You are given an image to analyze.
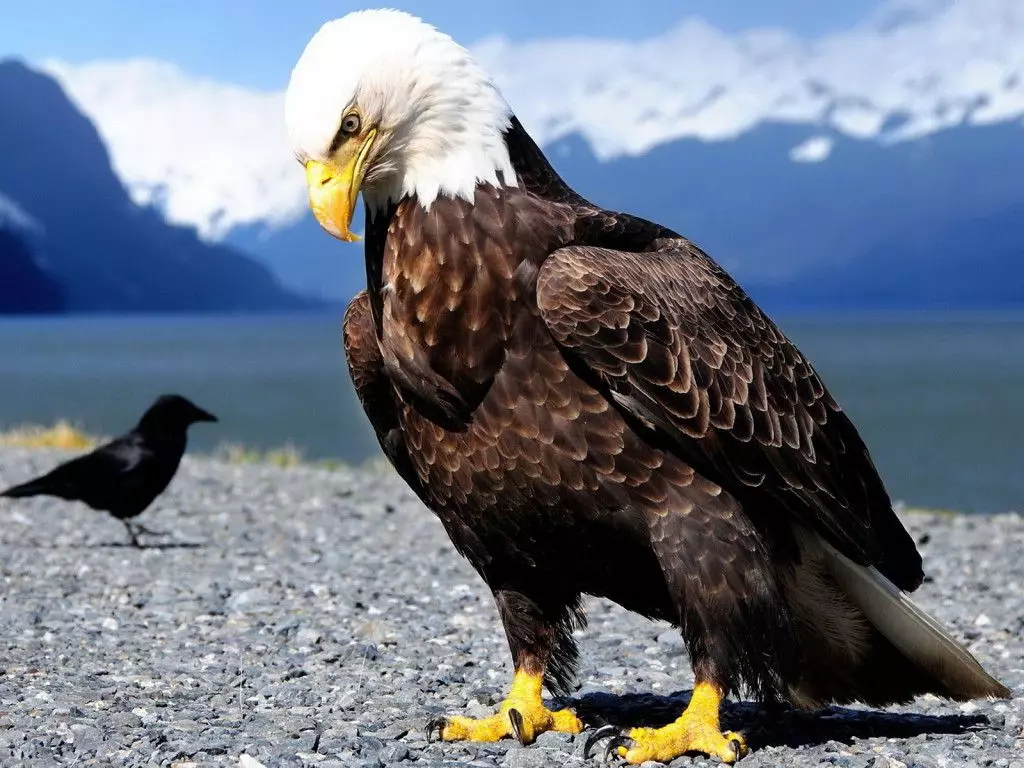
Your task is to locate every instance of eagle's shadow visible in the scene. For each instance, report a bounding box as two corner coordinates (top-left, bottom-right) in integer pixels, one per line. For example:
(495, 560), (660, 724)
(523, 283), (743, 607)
(568, 690), (990, 750)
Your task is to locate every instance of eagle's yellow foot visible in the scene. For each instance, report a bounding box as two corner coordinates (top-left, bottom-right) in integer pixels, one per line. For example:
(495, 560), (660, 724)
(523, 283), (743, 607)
(428, 669), (582, 745)
(592, 682), (746, 764)
(614, 723), (745, 764)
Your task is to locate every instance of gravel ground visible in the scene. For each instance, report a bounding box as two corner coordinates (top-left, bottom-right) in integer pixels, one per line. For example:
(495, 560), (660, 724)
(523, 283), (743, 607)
(0, 446), (1021, 768)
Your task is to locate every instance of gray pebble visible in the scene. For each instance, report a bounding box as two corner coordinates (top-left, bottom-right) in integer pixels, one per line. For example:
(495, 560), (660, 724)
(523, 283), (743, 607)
(656, 630), (685, 652)
(503, 748), (561, 767)
(380, 743), (410, 762)
(533, 730), (574, 747)
(0, 449), (1020, 767)
(295, 627), (322, 647)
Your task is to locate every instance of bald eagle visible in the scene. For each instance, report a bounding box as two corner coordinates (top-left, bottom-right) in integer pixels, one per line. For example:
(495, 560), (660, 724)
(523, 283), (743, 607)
(285, 9), (1009, 764)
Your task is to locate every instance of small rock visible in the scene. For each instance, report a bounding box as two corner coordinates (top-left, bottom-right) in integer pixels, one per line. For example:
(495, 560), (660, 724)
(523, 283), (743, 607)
(533, 730), (573, 747)
(296, 627), (322, 647)
(655, 630), (684, 651)
(229, 588), (271, 611)
(504, 748), (558, 768)
(108, 711), (141, 729)
(379, 743), (409, 762)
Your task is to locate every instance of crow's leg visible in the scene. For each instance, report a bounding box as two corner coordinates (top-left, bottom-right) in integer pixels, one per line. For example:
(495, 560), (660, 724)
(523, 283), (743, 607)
(121, 520), (142, 548)
(131, 520), (169, 537)
(428, 588), (583, 745)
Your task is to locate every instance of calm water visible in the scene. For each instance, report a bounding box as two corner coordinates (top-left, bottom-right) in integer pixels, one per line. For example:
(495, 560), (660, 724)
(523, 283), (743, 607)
(0, 312), (1020, 514)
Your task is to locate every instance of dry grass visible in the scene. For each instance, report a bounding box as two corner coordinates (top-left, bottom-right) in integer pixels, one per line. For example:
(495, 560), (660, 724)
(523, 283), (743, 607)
(213, 442), (306, 468)
(0, 421), (312, 469)
(0, 421), (99, 451)
(895, 502), (960, 517)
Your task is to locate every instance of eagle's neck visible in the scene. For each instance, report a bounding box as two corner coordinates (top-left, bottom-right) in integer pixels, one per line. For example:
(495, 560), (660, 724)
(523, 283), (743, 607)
(363, 113), (578, 219)
(363, 97), (519, 215)
(501, 116), (578, 202)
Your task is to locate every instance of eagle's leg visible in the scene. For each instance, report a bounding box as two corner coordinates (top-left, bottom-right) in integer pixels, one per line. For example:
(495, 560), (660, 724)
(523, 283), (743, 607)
(613, 681), (746, 764)
(430, 589), (583, 745)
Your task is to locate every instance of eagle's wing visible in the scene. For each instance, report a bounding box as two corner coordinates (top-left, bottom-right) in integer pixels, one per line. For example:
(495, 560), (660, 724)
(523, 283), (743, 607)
(343, 290), (424, 493)
(536, 240), (923, 590)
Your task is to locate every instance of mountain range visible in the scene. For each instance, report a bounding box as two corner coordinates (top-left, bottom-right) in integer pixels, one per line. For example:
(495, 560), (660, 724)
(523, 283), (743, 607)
(10, 0), (1024, 311)
(226, 119), (1024, 310)
(0, 61), (312, 314)
(0, 220), (64, 314)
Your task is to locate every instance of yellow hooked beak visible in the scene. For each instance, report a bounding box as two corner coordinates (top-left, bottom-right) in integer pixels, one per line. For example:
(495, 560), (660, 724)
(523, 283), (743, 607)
(304, 128), (377, 243)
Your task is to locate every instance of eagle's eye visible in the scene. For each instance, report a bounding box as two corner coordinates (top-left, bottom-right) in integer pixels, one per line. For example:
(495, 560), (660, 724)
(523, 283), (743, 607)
(341, 113), (361, 136)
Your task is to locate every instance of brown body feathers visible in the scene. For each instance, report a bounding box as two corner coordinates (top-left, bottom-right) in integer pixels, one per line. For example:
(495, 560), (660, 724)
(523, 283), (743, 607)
(342, 117), (1008, 705)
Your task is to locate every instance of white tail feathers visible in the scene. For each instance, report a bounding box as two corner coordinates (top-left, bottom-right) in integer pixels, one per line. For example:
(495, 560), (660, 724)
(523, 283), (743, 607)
(819, 539), (1011, 701)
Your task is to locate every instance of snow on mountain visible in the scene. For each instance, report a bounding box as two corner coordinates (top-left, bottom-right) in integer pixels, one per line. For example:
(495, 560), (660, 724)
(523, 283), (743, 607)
(0, 191), (40, 233)
(42, 59), (296, 240)
(481, 0), (1024, 151)
(40, 0), (1024, 239)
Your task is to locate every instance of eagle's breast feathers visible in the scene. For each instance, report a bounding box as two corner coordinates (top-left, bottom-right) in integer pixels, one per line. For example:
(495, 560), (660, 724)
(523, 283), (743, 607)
(365, 185), (575, 425)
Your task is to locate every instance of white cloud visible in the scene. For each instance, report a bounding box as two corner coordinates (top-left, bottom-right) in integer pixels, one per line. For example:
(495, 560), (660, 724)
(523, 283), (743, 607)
(789, 136), (834, 163)
(40, 0), (1024, 239)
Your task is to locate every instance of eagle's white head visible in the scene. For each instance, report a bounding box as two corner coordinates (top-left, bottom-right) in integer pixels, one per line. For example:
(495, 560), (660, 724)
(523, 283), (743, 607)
(285, 9), (518, 241)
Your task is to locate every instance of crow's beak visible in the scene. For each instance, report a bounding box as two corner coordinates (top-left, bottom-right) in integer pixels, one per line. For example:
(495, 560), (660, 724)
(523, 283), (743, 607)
(193, 408), (218, 424)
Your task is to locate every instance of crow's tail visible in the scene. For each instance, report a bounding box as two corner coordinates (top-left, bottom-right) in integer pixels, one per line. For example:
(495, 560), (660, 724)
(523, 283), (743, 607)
(1, 478), (51, 499)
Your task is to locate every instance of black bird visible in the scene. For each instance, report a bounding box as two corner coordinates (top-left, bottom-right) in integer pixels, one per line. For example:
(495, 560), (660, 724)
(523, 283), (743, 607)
(1, 394), (217, 546)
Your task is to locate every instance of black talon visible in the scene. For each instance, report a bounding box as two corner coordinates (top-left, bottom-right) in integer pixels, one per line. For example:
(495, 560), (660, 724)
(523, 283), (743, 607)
(508, 708), (528, 746)
(603, 735), (633, 763)
(583, 725), (621, 760)
(729, 737), (743, 759)
(425, 717), (447, 743)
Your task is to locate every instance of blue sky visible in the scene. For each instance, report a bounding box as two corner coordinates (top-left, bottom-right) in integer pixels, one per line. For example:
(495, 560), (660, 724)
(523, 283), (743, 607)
(1, 0), (886, 90)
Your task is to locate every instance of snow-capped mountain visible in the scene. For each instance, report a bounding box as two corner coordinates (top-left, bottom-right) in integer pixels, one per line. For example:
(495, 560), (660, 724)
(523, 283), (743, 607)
(43, 0), (1024, 241)
(0, 61), (313, 313)
(0, 192), (63, 313)
(42, 58), (298, 241)
(0, 226), (64, 314)
(29, 0), (1024, 309)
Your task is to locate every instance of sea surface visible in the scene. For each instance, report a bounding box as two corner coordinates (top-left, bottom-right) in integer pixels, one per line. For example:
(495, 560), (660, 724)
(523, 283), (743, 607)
(0, 311), (1020, 514)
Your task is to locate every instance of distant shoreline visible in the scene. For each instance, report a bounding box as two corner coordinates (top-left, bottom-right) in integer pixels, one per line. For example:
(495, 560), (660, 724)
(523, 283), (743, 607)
(0, 427), (388, 474)
(2, 306), (1024, 323)
(0, 436), (995, 519)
